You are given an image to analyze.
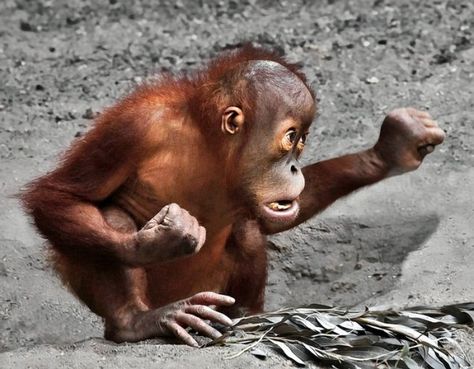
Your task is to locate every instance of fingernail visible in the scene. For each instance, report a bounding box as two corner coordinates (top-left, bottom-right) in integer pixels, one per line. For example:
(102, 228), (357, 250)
(227, 297), (235, 304)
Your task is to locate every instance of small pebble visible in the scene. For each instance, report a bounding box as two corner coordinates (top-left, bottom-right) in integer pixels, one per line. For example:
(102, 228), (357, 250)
(366, 76), (379, 84)
(20, 21), (35, 32)
(82, 108), (96, 120)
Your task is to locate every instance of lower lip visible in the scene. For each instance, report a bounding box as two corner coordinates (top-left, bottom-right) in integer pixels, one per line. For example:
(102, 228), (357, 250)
(261, 201), (300, 223)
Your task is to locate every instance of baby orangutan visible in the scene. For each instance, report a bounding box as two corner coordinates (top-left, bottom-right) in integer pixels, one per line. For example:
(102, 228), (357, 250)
(22, 46), (445, 346)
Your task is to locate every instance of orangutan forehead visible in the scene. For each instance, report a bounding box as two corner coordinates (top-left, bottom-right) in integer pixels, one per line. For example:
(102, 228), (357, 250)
(241, 60), (315, 122)
(243, 60), (311, 103)
(244, 60), (310, 95)
(245, 60), (295, 79)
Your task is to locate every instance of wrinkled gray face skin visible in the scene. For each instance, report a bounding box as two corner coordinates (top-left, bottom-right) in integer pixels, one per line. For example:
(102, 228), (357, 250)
(236, 61), (316, 226)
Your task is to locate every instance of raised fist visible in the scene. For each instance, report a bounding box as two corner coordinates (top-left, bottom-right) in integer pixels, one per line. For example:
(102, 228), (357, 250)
(374, 108), (445, 174)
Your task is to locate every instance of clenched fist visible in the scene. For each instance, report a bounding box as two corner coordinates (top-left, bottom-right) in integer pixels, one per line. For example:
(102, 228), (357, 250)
(124, 203), (206, 265)
(374, 108), (445, 175)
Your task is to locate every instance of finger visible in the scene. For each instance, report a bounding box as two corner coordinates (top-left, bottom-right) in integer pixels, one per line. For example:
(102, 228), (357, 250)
(164, 203), (187, 231)
(181, 213), (197, 243)
(142, 219), (157, 231)
(191, 216), (199, 235)
(149, 205), (171, 226)
(188, 216), (200, 245)
(426, 127), (446, 146)
(405, 107), (430, 120)
(166, 203), (182, 220)
(187, 218), (205, 253)
(420, 117), (438, 128)
(185, 305), (234, 326)
(411, 109), (431, 120)
(196, 226), (206, 252)
(178, 207), (191, 226)
(176, 313), (222, 339)
(181, 207), (192, 218)
(166, 322), (199, 347)
(189, 292), (235, 306)
(142, 206), (170, 230)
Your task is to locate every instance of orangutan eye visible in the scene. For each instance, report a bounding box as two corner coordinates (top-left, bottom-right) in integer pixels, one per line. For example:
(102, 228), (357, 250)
(300, 133), (307, 145)
(282, 129), (296, 152)
(285, 129), (297, 144)
(282, 129), (307, 154)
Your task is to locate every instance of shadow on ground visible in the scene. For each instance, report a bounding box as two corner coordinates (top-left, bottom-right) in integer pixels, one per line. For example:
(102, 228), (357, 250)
(267, 213), (440, 309)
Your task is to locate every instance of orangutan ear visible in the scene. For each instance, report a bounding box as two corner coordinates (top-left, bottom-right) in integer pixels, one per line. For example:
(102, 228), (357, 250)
(221, 106), (244, 135)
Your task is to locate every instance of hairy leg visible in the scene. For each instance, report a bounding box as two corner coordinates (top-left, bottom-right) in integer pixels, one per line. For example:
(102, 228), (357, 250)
(53, 206), (234, 345)
(221, 219), (268, 318)
(52, 206), (150, 335)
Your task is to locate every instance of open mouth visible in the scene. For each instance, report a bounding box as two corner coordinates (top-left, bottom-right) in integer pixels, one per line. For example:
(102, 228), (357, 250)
(262, 199), (299, 223)
(267, 200), (294, 211)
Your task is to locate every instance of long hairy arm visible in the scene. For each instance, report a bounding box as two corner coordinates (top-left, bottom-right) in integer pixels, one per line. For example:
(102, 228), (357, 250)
(21, 102), (152, 261)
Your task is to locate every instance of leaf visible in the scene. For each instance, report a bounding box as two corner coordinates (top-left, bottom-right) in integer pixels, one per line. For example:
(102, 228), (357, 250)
(402, 356), (423, 369)
(266, 316), (288, 324)
(337, 346), (396, 359)
(218, 302), (474, 368)
(305, 335), (353, 348)
(459, 309), (474, 324)
(303, 303), (334, 310)
(356, 317), (439, 348)
(311, 314), (350, 336)
(436, 348), (460, 369)
(291, 315), (323, 333)
(401, 311), (447, 325)
(344, 334), (380, 347)
(418, 346), (447, 369)
(345, 306), (370, 320)
(269, 339), (306, 366)
(339, 320), (365, 331)
(377, 337), (405, 347)
(313, 313), (337, 330)
(441, 305), (474, 325)
(363, 323), (396, 336)
(386, 316), (429, 330)
(249, 347), (267, 360)
(299, 342), (327, 360)
(271, 322), (301, 335)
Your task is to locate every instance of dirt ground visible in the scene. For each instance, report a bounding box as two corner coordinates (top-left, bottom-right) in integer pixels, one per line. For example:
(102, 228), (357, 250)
(0, 0), (473, 368)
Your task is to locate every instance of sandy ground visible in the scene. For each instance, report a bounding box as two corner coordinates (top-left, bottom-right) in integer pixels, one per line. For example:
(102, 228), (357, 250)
(0, 0), (473, 368)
